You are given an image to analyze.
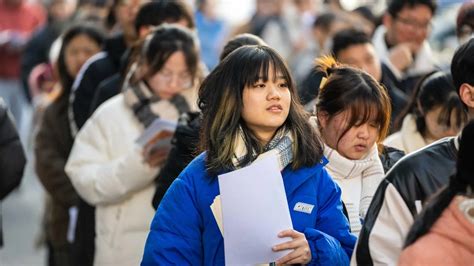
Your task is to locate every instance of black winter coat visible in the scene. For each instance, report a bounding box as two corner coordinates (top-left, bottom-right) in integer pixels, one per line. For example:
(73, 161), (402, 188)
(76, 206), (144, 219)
(0, 100), (26, 246)
(355, 137), (458, 265)
(152, 112), (201, 209)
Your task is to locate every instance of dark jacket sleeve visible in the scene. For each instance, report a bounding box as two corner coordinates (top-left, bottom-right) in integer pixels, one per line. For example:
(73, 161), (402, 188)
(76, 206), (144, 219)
(88, 73), (122, 115)
(72, 57), (117, 130)
(152, 112), (201, 209)
(35, 104), (78, 206)
(0, 102), (26, 200)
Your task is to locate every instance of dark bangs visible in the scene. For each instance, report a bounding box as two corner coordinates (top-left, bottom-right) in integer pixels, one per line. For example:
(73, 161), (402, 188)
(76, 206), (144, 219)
(142, 25), (198, 79)
(436, 92), (467, 130)
(318, 72), (391, 146)
(344, 86), (391, 143)
(238, 46), (295, 94)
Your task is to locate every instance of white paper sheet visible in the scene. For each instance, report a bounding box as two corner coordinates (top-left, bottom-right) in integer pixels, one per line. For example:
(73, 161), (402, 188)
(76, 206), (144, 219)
(218, 154), (293, 265)
(134, 118), (177, 147)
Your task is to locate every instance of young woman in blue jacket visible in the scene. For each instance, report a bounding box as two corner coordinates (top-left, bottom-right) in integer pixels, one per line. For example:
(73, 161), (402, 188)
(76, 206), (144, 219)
(141, 45), (356, 265)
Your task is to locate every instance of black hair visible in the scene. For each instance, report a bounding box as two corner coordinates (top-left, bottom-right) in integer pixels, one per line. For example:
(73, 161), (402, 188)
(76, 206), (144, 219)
(404, 120), (474, 248)
(219, 33), (266, 61)
(353, 5), (378, 26)
(394, 71), (467, 136)
(199, 45), (323, 175)
(105, 0), (120, 30)
(132, 24), (199, 84)
(134, 0), (195, 34)
(387, 0), (437, 17)
(57, 24), (105, 98)
(451, 38), (474, 96)
(456, 2), (474, 37)
(313, 12), (337, 31)
(331, 28), (371, 58)
(315, 56), (391, 151)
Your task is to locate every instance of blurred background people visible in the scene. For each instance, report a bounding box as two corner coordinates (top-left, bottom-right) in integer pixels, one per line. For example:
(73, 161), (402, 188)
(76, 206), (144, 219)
(195, 0), (228, 71)
(0, 0), (46, 142)
(20, 0), (78, 103)
(0, 98), (26, 248)
(65, 25), (200, 266)
(34, 24), (104, 266)
(330, 28), (409, 130)
(373, 0), (438, 95)
(385, 71), (467, 154)
(456, 1), (474, 45)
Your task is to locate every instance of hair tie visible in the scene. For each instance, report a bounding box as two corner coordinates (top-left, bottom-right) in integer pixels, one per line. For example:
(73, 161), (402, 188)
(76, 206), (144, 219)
(319, 77), (328, 89)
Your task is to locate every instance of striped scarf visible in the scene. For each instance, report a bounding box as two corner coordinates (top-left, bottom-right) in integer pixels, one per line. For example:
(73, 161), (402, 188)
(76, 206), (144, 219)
(232, 127), (294, 171)
(122, 77), (190, 128)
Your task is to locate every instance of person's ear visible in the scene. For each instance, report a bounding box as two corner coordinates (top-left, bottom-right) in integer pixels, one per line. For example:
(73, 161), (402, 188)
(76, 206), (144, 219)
(317, 111), (329, 129)
(459, 83), (474, 109)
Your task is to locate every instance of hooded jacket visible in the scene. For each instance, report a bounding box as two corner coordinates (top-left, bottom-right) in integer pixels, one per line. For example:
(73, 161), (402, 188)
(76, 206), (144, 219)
(398, 196), (474, 265)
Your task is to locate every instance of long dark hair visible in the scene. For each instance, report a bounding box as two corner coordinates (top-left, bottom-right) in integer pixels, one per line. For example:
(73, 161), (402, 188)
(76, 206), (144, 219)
(404, 120), (474, 247)
(57, 24), (105, 99)
(199, 45), (323, 176)
(394, 71), (467, 135)
(315, 56), (391, 152)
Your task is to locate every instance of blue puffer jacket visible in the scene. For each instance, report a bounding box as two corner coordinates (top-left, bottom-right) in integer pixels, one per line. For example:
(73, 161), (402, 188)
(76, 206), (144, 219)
(142, 153), (356, 265)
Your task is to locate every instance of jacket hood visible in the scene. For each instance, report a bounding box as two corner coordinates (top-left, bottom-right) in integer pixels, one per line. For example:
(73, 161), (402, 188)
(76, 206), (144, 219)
(431, 196), (474, 253)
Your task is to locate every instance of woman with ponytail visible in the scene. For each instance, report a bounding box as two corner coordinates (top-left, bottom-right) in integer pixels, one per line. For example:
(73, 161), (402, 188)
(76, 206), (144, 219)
(398, 120), (474, 265)
(385, 71), (467, 154)
(142, 46), (356, 265)
(314, 56), (391, 235)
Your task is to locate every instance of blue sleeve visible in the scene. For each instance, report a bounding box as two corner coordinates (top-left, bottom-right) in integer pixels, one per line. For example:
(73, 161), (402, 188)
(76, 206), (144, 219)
(305, 169), (357, 265)
(141, 173), (203, 265)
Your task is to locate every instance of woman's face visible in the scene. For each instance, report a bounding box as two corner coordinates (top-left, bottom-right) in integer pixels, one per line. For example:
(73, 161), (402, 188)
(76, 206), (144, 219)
(146, 51), (192, 100)
(65, 34), (101, 78)
(424, 106), (462, 141)
(241, 66), (291, 143)
(319, 110), (379, 160)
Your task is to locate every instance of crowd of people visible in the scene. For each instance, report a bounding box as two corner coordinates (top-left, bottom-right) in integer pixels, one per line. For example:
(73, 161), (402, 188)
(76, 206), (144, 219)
(1, 0), (473, 265)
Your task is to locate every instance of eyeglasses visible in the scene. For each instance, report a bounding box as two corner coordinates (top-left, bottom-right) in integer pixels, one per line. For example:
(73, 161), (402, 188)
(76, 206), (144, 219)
(156, 69), (193, 89)
(395, 15), (432, 32)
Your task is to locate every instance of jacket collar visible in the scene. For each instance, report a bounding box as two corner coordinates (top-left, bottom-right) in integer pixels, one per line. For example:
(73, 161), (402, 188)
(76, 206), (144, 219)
(281, 157), (328, 197)
(323, 144), (379, 179)
(400, 114), (427, 153)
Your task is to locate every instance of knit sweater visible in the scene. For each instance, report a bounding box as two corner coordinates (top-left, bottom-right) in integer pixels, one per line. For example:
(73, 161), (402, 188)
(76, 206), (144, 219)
(323, 144), (385, 235)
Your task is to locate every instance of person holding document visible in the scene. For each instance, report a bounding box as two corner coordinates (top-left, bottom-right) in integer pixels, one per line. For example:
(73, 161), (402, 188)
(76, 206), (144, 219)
(141, 45), (356, 265)
(65, 25), (200, 265)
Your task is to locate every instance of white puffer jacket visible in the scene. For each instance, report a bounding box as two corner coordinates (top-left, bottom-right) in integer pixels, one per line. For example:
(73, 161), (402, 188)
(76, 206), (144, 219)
(65, 93), (194, 266)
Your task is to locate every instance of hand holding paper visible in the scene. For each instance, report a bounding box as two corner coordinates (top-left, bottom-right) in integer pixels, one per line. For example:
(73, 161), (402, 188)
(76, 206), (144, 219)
(272, 229), (312, 264)
(217, 154), (294, 265)
(136, 118), (177, 167)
